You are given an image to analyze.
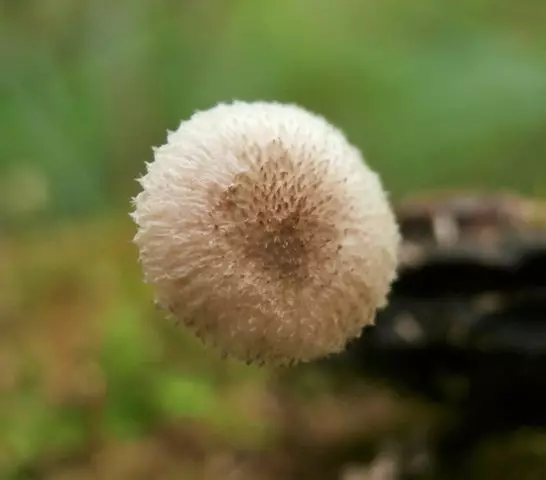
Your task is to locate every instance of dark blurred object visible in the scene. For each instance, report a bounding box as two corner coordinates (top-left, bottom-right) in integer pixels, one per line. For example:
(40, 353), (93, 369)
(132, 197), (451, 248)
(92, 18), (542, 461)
(397, 190), (546, 296)
(330, 191), (546, 477)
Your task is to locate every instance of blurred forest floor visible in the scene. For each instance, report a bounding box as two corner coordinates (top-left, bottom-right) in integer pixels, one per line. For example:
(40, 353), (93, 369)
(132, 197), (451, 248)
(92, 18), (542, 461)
(0, 215), (438, 479)
(1, 216), (272, 479)
(3, 214), (546, 479)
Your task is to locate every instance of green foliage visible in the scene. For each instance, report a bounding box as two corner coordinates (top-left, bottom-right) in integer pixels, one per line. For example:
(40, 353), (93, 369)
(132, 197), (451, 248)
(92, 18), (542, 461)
(1, 0), (546, 224)
(0, 295), (271, 476)
(99, 302), (271, 442)
(0, 375), (88, 477)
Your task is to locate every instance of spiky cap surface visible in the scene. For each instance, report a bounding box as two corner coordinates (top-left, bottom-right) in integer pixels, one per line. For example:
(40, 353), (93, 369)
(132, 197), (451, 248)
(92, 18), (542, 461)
(132, 101), (399, 365)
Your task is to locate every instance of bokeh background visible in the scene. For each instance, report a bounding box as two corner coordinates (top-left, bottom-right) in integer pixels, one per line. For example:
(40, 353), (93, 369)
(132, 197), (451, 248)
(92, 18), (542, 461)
(2, 0), (546, 478)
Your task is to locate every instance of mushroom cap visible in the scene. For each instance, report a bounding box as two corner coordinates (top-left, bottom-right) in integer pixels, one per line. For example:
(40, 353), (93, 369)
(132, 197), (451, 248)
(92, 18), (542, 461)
(132, 101), (399, 365)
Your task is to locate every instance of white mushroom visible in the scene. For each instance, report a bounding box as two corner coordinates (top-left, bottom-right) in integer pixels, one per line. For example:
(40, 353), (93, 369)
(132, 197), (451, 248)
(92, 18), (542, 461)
(131, 101), (399, 365)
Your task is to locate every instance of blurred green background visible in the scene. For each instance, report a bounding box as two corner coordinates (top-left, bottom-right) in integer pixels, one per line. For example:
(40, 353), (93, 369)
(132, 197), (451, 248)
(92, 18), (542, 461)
(2, 0), (546, 478)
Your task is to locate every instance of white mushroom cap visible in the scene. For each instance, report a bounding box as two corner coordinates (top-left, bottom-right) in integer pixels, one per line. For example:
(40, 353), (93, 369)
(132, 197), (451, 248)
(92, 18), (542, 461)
(132, 101), (399, 365)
